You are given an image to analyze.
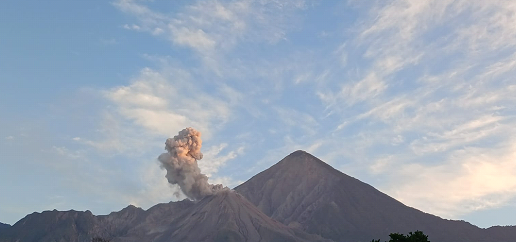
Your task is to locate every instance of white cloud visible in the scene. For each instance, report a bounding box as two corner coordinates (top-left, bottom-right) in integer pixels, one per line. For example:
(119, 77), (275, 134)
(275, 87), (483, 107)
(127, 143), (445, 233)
(79, 112), (152, 155)
(200, 143), (243, 177)
(333, 43), (348, 67)
(92, 66), (232, 152)
(369, 155), (396, 175)
(118, 108), (192, 136)
(452, 1), (516, 52)
(123, 24), (141, 30)
(391, 135), (404, 145)
(6, 0), (516, 227)
(305, 141), (323, 153)
(410, 115), (505, 154)
(107, 0), (516, 222)
(170, 27), (216, 51)
(129, 160), (178, 206)
(152, 27), (163, 35)
(356, 96), (412, 121)
(274, 107), (319, 135)
(51, 146), (85, 160)
(391, 141), (516, 218)
(113, 0), (309, 74)
(107, 75), (170, 108)
(313, 0), (516, 221)
(341, 72), (387, 105)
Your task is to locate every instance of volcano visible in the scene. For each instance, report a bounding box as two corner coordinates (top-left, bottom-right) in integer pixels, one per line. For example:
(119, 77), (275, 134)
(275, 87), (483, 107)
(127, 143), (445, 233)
(235, 150), (516, 242)
(148, 190), (329, 242)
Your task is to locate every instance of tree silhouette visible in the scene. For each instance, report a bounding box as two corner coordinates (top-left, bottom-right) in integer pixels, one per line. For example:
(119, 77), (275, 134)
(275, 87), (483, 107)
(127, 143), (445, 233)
(371, 230), (429, 242)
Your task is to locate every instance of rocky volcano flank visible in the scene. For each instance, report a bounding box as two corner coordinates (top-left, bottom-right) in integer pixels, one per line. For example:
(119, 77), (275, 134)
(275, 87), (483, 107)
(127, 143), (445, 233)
(101, 190), (328, 242)
(152, 190), (329, 242)
(0, 190), (328, 242)
(235, 150), (516, 242)
(0, 223), (9, 231)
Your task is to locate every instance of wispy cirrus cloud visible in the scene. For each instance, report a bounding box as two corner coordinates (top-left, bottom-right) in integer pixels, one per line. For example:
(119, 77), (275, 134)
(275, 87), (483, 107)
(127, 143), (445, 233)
(103, 66), (231, 139)
(235, 2), (511, 225)
(319, 0), (516, 221)
(104, 0), (516, 224)
(391, 139), (516, 217)
(274, 107), (319, 136)
(19, 0), (516, 226)
(114, 0), (307, 55)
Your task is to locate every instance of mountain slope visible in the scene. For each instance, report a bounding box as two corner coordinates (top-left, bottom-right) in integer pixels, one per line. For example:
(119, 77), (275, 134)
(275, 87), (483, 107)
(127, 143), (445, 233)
(0, 210), (98, 242)
(0, 191), (330, 242)
(0, 222), (10, 231)
(147, 190), (330, 242)
(101, 199), (195, 241)
(235, 150), (516, 242)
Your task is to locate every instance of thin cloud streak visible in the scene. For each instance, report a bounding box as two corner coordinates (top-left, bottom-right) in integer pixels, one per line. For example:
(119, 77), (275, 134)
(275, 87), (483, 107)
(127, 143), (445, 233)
(41, 0), (516, 226)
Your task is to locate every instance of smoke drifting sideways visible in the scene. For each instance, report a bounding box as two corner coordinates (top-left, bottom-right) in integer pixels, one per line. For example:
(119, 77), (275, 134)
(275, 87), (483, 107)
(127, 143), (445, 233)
(158, 127), (226, 201)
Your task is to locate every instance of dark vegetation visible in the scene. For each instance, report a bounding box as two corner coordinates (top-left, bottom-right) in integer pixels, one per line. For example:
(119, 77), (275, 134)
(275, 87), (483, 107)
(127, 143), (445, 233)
(371, 230), (429, 242)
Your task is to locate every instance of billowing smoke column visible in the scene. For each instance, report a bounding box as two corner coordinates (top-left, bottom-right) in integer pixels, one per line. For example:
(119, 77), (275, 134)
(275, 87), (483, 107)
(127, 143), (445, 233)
(158, 127), (224, 200)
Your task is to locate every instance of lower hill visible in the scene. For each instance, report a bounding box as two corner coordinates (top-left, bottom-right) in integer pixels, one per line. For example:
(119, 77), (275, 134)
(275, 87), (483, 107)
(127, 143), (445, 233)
(0, 191), (329, 242)
(0, 210), (98, 242)
(0, 223), (10, 231)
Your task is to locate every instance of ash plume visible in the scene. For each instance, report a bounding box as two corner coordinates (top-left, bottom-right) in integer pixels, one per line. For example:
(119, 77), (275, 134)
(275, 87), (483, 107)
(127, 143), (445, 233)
(158, 127), (225, 200)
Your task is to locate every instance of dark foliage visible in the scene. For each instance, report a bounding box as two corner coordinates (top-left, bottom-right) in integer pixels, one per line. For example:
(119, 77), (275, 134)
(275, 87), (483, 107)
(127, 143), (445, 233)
(371, 230), (429, 242)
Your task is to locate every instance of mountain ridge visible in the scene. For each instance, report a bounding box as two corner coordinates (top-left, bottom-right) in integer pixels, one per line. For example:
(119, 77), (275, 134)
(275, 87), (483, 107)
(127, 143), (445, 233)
(235, 150), (516, 242)
(1, 150), (515, 242)
(0, 222), (10, 231)
(0, 190), (329, 242)
(0, 209), (98, 242)
(157, 190), (329, 242)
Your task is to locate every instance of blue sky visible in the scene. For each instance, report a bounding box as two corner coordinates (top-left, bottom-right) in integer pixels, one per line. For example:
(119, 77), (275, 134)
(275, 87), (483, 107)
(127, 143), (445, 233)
(1, 0), (515, 228)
